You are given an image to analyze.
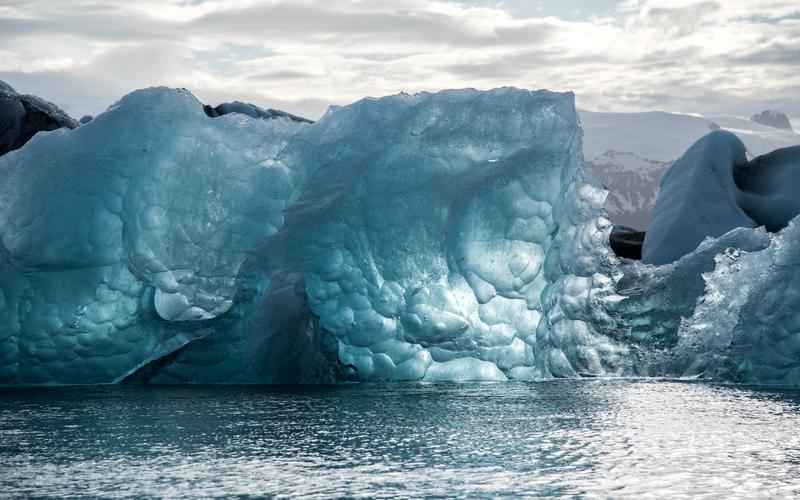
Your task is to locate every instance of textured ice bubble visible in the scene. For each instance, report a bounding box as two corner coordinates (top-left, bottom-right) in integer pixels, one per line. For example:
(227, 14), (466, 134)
(0, 86), (627, 384)
(267, 89), (627, 382)
(0, 88), (311, 383)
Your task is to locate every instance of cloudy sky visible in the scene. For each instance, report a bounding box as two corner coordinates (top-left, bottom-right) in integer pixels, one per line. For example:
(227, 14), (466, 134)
(1, 0), (798, 121)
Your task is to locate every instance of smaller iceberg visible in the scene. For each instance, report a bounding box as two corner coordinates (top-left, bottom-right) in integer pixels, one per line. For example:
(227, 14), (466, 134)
(618, 130), (800, 385)
(643, 131), (800, 265)
(642, 131), (753, 265)
(0, 80), (78, 157)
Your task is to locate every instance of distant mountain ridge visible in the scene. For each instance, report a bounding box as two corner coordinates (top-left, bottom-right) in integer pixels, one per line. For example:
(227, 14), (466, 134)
(751, 110), (793, 131)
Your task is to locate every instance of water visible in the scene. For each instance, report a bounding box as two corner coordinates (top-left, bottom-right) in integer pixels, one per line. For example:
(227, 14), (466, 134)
(1, 380), (800, 498)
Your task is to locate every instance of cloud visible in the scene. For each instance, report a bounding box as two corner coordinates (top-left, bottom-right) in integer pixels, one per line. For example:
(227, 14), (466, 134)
(185, 1), (558, 49)
(248, 69), (320, 81)
(0, 0), (797, 121)
(642, 1), (721, 37)
(0, 3), (179, 43)
(727, 42), (800, 66)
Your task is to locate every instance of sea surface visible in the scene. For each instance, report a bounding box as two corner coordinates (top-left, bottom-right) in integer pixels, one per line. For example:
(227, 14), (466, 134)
(1, 380), (800, 498)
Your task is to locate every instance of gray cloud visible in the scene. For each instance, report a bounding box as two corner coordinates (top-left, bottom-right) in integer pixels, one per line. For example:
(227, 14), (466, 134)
(442, 49), (597, 79)
(736, 12), (800, 24)
(0, 0), (797, 122)
(248, 70), (320, 81)
(0, 5), (178, 43)
(186, 2), (556, 48)
(727, 42), (800, 66)
(643, 1), (722, 37)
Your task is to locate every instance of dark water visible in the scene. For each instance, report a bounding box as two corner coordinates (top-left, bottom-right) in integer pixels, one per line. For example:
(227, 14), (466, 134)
(2, 380), (800, 498)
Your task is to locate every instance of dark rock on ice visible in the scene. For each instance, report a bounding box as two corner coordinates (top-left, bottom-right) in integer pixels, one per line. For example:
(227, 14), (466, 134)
(203, 100), (313, 124)
(610, 226), (645, 260)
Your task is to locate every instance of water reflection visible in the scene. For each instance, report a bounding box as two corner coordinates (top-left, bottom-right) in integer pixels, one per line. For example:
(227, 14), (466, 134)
(1, 380), (799, 498)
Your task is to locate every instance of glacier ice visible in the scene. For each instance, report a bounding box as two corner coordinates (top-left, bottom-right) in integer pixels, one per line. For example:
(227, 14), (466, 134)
(735, 145), (800, 232)
(0, 86), (627, 384)
(0, 88), (312, 383)
(3, 85), (800, 386)
(609, 226), (645, 260)
(618, 217), (800, 386)
(643, 131), (800, 265)
(0, 80), (78, 157)
(642, 131), (754, 265)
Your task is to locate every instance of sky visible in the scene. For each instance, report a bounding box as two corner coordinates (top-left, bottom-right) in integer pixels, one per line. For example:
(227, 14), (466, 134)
(0, 0), (798, 122)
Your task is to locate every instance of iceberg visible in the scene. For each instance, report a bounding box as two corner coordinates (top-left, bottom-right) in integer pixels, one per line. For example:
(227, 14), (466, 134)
(0, 86), (625, 384)
(582, 110), (800, 230)
(3, 85), (799, 387)
(642, 131), (754, 265)
(0, 80), (78, 157)
(643, 131), (800, 265)
(735, 145), (800, 232)
(616, 216), (800, 386)
(672, 219), (800, 385)
(0, 88), (311, 383)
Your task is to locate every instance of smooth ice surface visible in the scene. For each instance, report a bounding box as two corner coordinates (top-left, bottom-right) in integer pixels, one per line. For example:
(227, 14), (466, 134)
(735, 145), (800, 232)
(642, 131), (754, 264)
(643, 132), (800, 265)
(0, 86), (623, 384)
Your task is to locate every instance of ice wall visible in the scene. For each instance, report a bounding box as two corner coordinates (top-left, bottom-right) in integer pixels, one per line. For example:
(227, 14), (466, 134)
(607, 134), (800, 385)
(252, 89), (627, 382)
(0, 86), (627, 384)
(7, 85), (799, 386)
(0, 88), (314, 383)
(614, 217), (800, 386)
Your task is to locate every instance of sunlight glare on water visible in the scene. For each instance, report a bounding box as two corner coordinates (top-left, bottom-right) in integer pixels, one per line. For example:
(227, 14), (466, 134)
(1, 380), (800, 498)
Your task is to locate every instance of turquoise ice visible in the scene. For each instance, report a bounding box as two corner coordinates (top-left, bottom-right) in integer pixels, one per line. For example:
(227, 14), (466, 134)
(3, 86), (800, 386)
(0, 87), (625, 383)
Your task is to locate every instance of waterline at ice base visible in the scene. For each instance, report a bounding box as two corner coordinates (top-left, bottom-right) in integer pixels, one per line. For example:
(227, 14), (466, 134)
(2, 86), (800, 386)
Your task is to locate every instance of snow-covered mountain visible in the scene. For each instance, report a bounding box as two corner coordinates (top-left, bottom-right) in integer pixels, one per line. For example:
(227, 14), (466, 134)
(581, 110), (800, 230)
